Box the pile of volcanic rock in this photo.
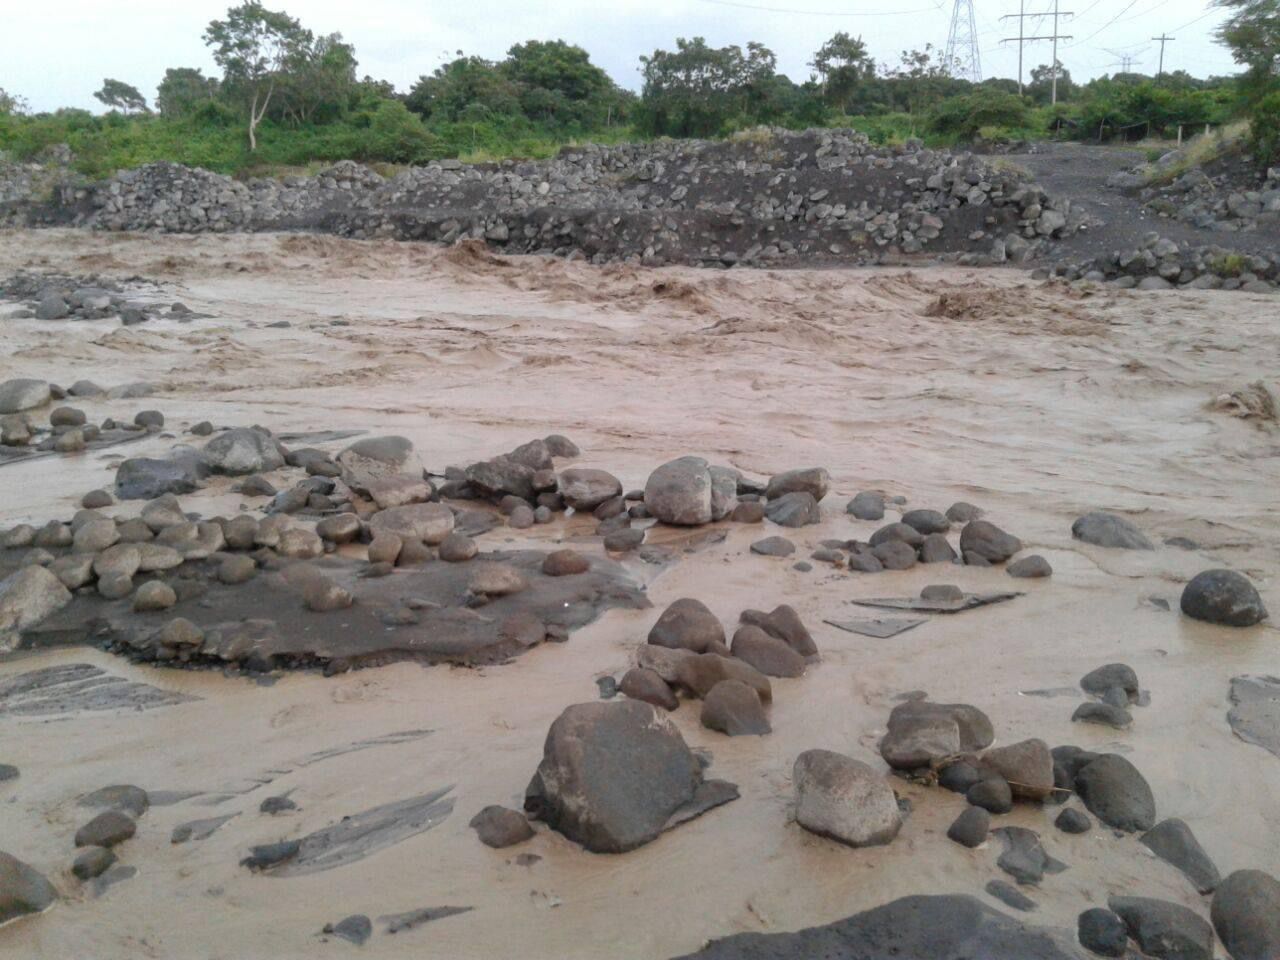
[1053,232,1278,293]
[0,272,190,325]
[10,130,1082,267]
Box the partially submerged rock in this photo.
[1108,895,1213,960]
[469,805,534,849]
[524,700,738,853]
[1140,819,1220,894]
[1075,754,1156,832]
[0,851,57,926]
[793,749,902,848]
[203,427,285,476]
[701,680,770,736]
[647,598,725,653]
[880,700,994,770]
[0,565,72,653]
[1211,869,1280,960]
[1180,569,1268,627]
[1072,512,1154,550]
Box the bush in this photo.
[362,100,444,163]
[928,92,1031,141]
[1247,91,1280,167]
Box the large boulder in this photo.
[203,428,285,476]
[1075,754,1156,832]
[644,456,713,526]
[672,894,1087,960]
[959,521,1022,563]
[647,598,725,653]
[114,455,207,500]
[1072,512,1154,550]
[367,503,454,544]
[880,700,994,770]
[0,851,57,926]
[559,468,623,511]
[674,653,772,703]
[0,379,51,414]
[0,566,72,653]
[1211,870,1280,960]
[764,492,822,528]
[1108,896,1213,960]
[336,436,424,493]
[701,680,771,736]
[765,467,831,502]
[1180,569,1268,627]
[740,604,818,658]
[524,700,737,853]
[793,749,902,848]
[466,457,536,501]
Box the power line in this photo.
[1063,0,1147,48]
[1152,33,1174,77]
[1001,0,1074,100]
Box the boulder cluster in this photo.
[4,130,1080,267]
[0,271,195,326]
[1055,232,1279,293]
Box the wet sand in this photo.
[0,228,1277,958]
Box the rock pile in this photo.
[1054,232,1278,293]
[6,131,1081,267]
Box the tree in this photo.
[275,32,357,124]
[1027,61,1075,104]
[1216,0,1280,163]
[637,37,785,137]
[156,68,220,118]
[502,39,614,124]
[0,88,28,115]
[203,2,311,150]
[406,55,520,122]
[810,32,873,112]
[94,78,148,113]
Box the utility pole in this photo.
[1152,34,1174,80]
[1000,1,1073,102]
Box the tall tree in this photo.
[810,32,873,111]
[1216,0,1280,96]
[94,78,148,113]
[0,88,28,115]
[203,2,311,150]
[277,32,357,123]
[155,68,220,118]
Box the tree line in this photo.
[0,0,1276,173]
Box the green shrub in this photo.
[1247,91,1280,167]
[928,92,1031,141]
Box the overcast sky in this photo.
[3,0,1239,113]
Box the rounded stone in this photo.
[218,554,257,585]
[647,598,725,653]
[438,532,478,563]
[1078,908,1128,958]
[1180,569,1268,627]
[542,549,589,576]
[793,748,903,848]
[132,580,177,612]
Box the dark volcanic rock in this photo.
[0,851,58,925]
[701,680,771,736]
[765,467,830,503]
[1072,703,1133,729]
[1075,754,1156,832]
[751,536,796,557]
[114,455,207,500]
[869,522,924,548]
[1080,663,1139,700]
[764,492,822,528]
[959,521,1022,563]
[1228,675,1280,759]
[644,456,714,525]
[79,784,150,819]
[967,777,1013,814]
[994,826,1067,886]
[619,667,679,711]
[542,549,589,576]
[919,533,957,564]
[1140,819,1220,894]
[901,509,950,535]
[559,468,623,511]
[1108,895,1213,960]
[730,625,805,678]
[847,491,885,521]
[1055,808,1091,834]
[647,598,725,653]
[947,805,990,848]
[1078,907,1128,958]
[469,805,534,848]
[72,846,117,881]
[986,880,1037,912]
[524,700,738,853]
[74,810,136,848]
[740,604,818,658]
[1008,555,1052,578]
[1072,512,1154,550]
[326,914,373,946]
[1211,870,1280,960]
[671,894,1085,959]
[873,540,918,570]
[1180,569,1268,627]
[981,738,1054,801]
[203,427,285,476]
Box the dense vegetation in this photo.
[0,0,1275,178]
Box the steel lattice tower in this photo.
[945,0,983,83]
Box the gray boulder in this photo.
[764,492,821,527]
[644,456,713,525]
[647,598,725,653]
[901,509,951,535]
[469,805,534,848]
[0,379,51,414]
[367,503,454,544]
[880,700,994,770]
[0,851,57,926]
[524,700,737,853]
[0,565,72,653]
[114,456,207,500]
[203,428,285,476]
[1072,512,1154,550]
[981,739,1054,800]
[793,749,902,848]
[1075,754,1156,832]
[847,491,886,520]
[336,436,424,493]
[701,680,771,736]
[765,467,830,502]
[1180,569,1268,627]
[730,625,805,678]
[1108,896,1213,960]
[1211,870,1280,960]
[559,468,623,511]
[1140,819,1220,894]
[959,520,1022,563]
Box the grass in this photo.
[1139,120,1250,185]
